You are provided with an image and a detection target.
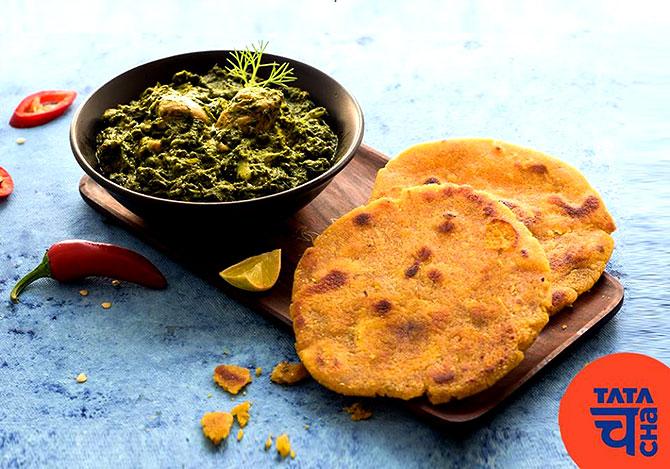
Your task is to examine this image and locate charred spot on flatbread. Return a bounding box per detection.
[528,163,548,174]
[404,262,420,278]
[552,290,568,307]
[427,269,443,283]
[373,299,393,315]
[432,370,456,384]
[308,270,347,294]
[391,320,427,343]
[416,246,432,262]
[437,220,455,233]
[548,195,600,218]
[353,212,372,226]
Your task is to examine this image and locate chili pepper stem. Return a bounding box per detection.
[10,253,52,303]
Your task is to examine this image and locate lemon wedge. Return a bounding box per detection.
[219,249,281,292]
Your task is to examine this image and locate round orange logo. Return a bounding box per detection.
[559,352,670,468]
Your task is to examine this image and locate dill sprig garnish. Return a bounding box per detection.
[226,41,297,88]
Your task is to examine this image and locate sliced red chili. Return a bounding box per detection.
[9,90,77,128]
[0,166,14,198]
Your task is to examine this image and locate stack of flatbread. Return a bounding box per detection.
[290,139,615,404]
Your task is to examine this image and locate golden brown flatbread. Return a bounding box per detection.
[371,139,616,313]
[291,184,551,404]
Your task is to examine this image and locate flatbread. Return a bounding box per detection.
[371,139,616,313]
[291,184,551,404]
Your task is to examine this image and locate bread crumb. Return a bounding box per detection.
[290,449,296,459]
[231,401,251,427]
[236,429,244,441]
[344,402,372,421]
[207,393,213,399]
[111,279,121,287]
[304,424,310,430]
[264,435,273,450]
[15,137,26,145]
[75,373,87,383]
[101,302,112,309]
[201,412,233,445]
[255,367,262,376]
[561,324,568,330]
[270,361,309,385]
[276,433,291,458]
[213,364,252,394]
[79,289,89,297]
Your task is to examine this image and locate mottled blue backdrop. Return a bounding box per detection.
[1,1,668,468]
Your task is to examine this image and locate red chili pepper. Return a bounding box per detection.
[0,166,14,199]
[10,240,167,303]
[9,90,77,128]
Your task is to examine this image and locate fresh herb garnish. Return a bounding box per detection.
[226,41,297,88]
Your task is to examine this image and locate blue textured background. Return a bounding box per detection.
[1,1,668,467]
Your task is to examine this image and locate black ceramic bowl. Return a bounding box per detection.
[70,50,364,224]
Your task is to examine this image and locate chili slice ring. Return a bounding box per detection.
[9,90,77,128]
[0,166,14,198]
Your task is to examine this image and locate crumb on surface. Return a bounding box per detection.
[561,324,568,330]
[344,402,373,421]
[236,429,244,441]
[213,364,252,394]
[79,289,89,297]
[264,435,273,450]
[207,393,213,399]
[304,424,310,430]
[111,279,121,287]
[75,373,87,383]
[276,433,291,458]
[231,401,251,427]
[101,302,112,309]
[270,361,309,385]
[255,367,262,376]
[200,412,233,445]
[16,137,26,145]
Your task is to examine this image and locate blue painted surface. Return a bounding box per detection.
[0,1,668,467]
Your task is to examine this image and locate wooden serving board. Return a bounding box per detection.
[79,143,624,424]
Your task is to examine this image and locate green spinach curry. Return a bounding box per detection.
[95,63,338,202]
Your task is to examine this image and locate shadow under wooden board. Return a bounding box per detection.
[79,143,624,425]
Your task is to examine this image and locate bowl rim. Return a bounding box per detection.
[70,49,364,207]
